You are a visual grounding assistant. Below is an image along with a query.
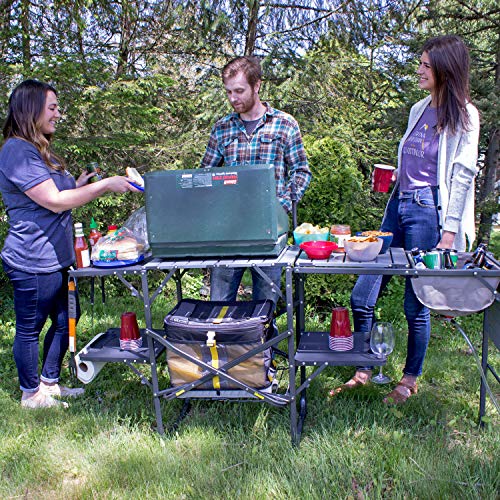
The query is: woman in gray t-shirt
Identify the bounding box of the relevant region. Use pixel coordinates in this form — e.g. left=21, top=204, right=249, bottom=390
left=0, top=79, right=140, bottom=409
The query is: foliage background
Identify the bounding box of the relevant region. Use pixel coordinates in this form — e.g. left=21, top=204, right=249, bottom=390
left=0, top=3, right=499, bottom=497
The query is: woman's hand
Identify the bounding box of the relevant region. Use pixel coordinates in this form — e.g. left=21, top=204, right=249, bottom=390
left=436, top=230, right=456, bottom=249
left=103, top=176, right=140, bottom=193
left=75, top=170, right=95, bottom=188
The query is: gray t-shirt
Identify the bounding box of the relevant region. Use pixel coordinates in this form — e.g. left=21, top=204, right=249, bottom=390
left=241, top=118, right=261, bottom=136
left=400, top=105, right=439, bottom=191
left=0, top=138, right=76, bottom=272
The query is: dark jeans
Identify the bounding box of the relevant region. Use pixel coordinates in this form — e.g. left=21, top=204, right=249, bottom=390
left=3, top=262, right=70, bottom=392
left=350, top=186, right=440, bottom=376
left=210, top=266, right=282, bottom=304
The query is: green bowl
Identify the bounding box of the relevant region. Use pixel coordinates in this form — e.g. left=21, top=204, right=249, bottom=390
left=293, top=230, right=329, bottom=246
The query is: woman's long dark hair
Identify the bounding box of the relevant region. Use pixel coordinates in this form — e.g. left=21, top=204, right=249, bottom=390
left=422, top=35, right=473, bottom=135
left=2, top=79, right=65, bottom=170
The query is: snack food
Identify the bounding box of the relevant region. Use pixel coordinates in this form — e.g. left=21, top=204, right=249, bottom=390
left=91, top=227, right=144, bottom=262
left=359, top=230, right=393, bottom=254
left=126, top=167, right=144, bottom=188
left=348, top=236, right=379, bottom=243
left=360, top=230, right=393, bottom=237
left=345, top=237, right=383, bottom=261
left=294, top=222, right=329, bottom=235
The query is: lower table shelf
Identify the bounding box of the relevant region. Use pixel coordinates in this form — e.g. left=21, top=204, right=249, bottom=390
left=78, top=328, right=166, bottom=364
left=295, top=331, right=387, bottom=366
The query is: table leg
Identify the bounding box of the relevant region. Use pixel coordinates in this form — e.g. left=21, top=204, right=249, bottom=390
left=479, top=300, right=500, bottom=426
left=142, top=270, right=165, bottom=434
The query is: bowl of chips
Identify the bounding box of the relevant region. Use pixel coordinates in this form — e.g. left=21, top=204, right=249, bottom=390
left=293, top=223, right=330, bottom=245
left=359, top=230, right=393, bottom=254
left=344, top=236, right=383, bottom=262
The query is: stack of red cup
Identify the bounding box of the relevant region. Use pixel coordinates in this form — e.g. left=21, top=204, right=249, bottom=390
left=329, top=307, right=353, bottom=351
left=119, top=312, right=142, bottom=350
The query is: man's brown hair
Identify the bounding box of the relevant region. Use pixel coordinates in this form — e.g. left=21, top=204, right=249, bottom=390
left=222, top=56, right=262, bottom=88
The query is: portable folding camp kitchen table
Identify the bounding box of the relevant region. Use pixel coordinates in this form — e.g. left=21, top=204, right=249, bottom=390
left=69, top=246, right=499, bottom=443
left=69, top=246, right=298, bottom=434
left=290, top=247, right=500, bottom=444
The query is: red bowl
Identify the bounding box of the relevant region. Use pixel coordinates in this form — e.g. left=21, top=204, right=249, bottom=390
left=300, top=240, right=338, bottom=259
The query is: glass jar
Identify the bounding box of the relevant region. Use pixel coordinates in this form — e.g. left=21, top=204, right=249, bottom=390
left=330, top=224, right=351, bottom=251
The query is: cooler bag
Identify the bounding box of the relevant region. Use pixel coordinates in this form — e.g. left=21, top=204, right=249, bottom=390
left=163, top=299, right=275, bottom=389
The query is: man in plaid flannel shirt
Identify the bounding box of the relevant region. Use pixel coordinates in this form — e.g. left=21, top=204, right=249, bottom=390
left=202, top=56, right=311, bottom=304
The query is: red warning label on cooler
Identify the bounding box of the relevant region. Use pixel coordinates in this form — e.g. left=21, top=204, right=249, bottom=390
left=212, top=172, right=238, bottom=186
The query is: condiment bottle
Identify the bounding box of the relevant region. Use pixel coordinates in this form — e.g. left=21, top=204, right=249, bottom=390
left=330, top=224, right=351, bottom=252
left=107, top=224, right=118, bottom=236
left=74, top=223, right=90, bottom=268
left=86, top=162, right=102, bottom=183
left=88, top=217, right=102, bottom=247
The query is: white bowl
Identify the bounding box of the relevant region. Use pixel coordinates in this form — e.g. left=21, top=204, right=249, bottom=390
left=344, top=237, right=383, bottom=262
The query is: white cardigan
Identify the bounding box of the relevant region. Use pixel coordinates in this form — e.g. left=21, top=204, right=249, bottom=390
left=393, top=95, right=480, bottom=251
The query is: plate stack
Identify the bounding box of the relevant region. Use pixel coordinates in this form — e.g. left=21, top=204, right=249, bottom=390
left=119, top=337, right=143, bottom=350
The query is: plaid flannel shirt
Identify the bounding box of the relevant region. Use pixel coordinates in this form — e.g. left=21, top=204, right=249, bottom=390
left=201, top=103, right=311, bottom=213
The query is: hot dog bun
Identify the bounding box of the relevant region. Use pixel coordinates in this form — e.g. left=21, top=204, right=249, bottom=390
left=126, top=167, right=144, bottom=187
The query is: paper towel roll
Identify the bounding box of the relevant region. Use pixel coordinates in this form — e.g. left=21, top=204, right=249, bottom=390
left=75, top=332, right=107, bottom=384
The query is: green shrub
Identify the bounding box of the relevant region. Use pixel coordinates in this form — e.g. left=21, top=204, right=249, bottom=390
left=296, top=136, right=391, bottom=309
left=299, top=135, right=385, bottom=233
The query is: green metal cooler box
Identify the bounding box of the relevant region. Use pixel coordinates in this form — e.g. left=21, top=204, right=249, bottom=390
left=145, top=165, right=289, bottom=258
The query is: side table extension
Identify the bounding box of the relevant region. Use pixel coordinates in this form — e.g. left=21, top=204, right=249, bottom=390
left=289, top=247, right=500, bottom=445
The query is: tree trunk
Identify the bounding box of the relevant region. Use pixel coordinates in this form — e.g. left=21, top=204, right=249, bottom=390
left=476, top=32, right=500, bottom=245
left=116, top=0, right=132, bottom=77
left=244, top=0, right=259, bottom=56
left=0, top=0, right=13, bottom=60
left=21, top=0, right=30, bottom=74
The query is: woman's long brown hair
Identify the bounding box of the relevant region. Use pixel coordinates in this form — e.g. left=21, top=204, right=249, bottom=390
left=2, top=79, right=66, bottom=170
left=422, top=35, right=473, bottom=135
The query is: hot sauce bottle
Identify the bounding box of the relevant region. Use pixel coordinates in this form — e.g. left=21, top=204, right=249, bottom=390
left=74, top=222, right=90, bottom=268
left=88, top=217, right=102, bottom=247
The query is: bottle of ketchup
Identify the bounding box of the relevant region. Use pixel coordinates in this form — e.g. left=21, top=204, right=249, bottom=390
left=74, top=222, right=90, bottom=268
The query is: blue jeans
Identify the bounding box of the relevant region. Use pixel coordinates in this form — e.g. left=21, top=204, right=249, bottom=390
left=3, top=262, right=70, bottom=392
left=350, top=186, right=440, bottom=376
left=210, top=266, right=282, bottom=303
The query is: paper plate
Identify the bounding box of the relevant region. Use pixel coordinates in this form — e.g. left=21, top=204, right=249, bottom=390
left=92, top=254, right=144, bottom=268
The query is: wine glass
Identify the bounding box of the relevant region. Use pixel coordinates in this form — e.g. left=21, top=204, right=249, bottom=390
left=370, top=322, right=395, bottom=384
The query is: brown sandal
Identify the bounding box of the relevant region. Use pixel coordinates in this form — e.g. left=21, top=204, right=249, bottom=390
left=383, top=381, right=418, bottom=405
left=328, top=371, right=372, bottom=397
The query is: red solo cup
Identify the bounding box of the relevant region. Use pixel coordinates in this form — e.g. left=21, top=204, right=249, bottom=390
left=373, top=164, right=395, bottom=193
left=330, top=307, right=352, bottom=338
left=120, top=312, right=140, bottom=341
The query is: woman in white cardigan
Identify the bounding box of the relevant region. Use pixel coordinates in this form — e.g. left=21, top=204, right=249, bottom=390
left=331, top=35, right=480, bottom=403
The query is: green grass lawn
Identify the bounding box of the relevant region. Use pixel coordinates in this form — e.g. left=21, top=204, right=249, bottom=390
left=0, top=273, right=498, bottom=499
